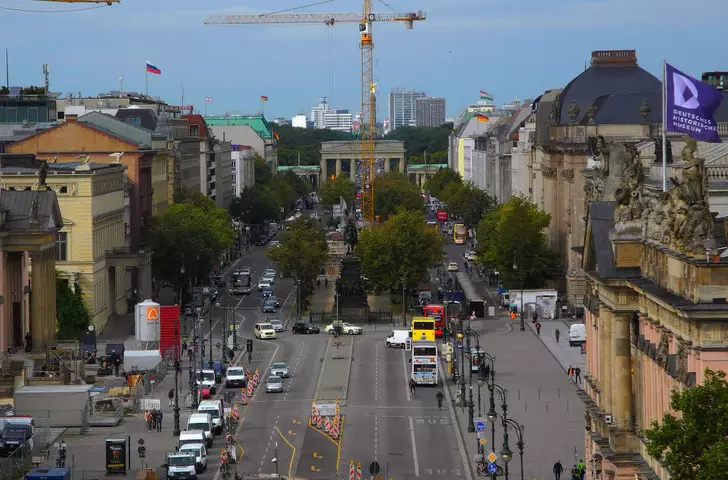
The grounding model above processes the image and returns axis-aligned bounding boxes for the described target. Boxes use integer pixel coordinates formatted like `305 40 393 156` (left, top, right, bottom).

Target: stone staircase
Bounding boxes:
0 360 26 397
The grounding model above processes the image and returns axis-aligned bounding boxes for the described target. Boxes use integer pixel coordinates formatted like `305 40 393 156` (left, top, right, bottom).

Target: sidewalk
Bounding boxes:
527 319 587 376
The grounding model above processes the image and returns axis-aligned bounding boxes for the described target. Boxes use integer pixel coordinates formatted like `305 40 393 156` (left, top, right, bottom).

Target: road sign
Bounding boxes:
369 461 381 475
479 438 486 445
405 339 412 351
476 421 485 432
314 403 336 416
487 463 497 475
487 452 497 463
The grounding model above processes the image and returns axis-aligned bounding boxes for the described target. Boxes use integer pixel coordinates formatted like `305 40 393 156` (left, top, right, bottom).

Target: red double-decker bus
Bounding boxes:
423 304 445 338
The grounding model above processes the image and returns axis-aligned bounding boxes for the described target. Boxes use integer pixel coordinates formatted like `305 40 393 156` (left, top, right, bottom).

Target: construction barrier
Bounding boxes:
325 417 331 435
240 390 247 405
356 462 362 480
349 461 355 480
231 404 240 421
246 382 254 398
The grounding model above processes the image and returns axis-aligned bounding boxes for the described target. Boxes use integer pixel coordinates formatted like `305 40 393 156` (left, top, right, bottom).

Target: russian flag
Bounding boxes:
146 61 161 75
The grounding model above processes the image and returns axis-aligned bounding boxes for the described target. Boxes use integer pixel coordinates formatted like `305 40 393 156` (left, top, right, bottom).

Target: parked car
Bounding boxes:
325 322 363 335
292 322 320 334
265 375 284 393
447 262 459 272
270 362 290 378
268 318 284 332
465 251 477 261
240 267 252 276
224 366 247 388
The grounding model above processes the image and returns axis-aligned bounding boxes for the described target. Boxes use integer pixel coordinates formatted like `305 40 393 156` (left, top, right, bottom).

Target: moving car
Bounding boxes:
262 275 276 286
263 268 276 278
270 362 289 378
258 279 271 291
224 366 247 388
325 322 363 335
178 443 207 473
240 267 252 276
265 375 284 393
447 262 459 272
254 323 277 339
292 322 320 334
268 296 281 308
386 330 411 348
268 318 284 332
261 300 276 313
262 288 274 298
465 251 477 261
569 323 587 347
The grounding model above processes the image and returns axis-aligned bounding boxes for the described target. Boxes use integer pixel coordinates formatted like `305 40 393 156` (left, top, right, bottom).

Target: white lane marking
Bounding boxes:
374 414 379 461
284 340 305 400
409 416 420 477
375 342 380 402
402 348 411 401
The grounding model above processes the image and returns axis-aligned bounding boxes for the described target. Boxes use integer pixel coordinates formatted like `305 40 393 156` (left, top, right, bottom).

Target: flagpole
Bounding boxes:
145 68 148 96
205 102 208 116
662 59 668 192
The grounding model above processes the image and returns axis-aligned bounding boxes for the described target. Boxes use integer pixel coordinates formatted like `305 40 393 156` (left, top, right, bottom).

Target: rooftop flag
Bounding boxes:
475 114 489 123
479 90 493 101
145 61 161 75
273 131 280 141
205 97 213 102
261 95 268 101
665 63 723 143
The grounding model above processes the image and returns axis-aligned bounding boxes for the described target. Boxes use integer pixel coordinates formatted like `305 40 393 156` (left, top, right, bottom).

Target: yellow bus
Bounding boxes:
453 224 467 244
411 316 436 342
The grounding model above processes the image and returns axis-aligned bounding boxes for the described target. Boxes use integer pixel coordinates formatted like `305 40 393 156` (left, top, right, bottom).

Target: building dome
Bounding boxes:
557 50 661 125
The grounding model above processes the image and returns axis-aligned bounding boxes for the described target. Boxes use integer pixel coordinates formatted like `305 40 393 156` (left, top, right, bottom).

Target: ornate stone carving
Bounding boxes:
561 169 574 180
583 278 599 315
542 166 557 179
639 98 652 121
567 101 580 124
677 340 688 382
587 103 598 124
656 330 670 368
68 183 79 196
584 136 610 213
612 144 645 237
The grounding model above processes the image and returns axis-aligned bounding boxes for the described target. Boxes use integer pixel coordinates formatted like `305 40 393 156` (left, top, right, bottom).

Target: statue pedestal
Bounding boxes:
337 256 370 316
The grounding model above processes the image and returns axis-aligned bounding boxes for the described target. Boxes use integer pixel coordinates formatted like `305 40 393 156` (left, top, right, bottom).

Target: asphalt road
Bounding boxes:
339 332 468 480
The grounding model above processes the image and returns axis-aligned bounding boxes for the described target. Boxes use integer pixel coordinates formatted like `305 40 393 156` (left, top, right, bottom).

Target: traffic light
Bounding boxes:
246 339 253 352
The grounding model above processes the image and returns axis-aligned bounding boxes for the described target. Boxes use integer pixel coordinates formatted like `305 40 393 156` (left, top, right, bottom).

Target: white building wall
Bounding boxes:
471 149 487 190
511 121 536 198
292 114 307 128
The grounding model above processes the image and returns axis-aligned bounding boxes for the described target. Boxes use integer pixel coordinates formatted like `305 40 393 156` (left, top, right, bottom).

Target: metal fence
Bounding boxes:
62 469 155 479
0 426 52 480
310 309 395 325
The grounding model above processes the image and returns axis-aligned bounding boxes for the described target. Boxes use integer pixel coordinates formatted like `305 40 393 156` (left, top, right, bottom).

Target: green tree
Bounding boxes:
476 196 558 288
267 217 328 304
274 125 350 166
446 184 496 227
423 168 462 198
319 174 356 208
374 172 423 220
230 184 281 224
645 369 728 480
269 176 297 214
56 276 91 340
150 197 234 289
384 124 453 159
280 170 312 198
355 208 443 293
254 155 273 186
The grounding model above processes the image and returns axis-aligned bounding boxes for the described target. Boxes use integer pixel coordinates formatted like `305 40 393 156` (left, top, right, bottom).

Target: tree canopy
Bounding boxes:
384 124 453 161
230 184 281 224
476 196 558 288
374 172 424 220
150 190 234 288
275 124 350 166
319 174 356 208
355 208 443 293
266 217 328 296
254 155 273 186
424 168 462 198
443 183 496 228
56 276 91 340
645 369 728 480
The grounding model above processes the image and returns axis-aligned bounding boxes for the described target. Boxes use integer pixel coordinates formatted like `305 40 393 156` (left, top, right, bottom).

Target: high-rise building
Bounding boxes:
415 97 446 127
388 89 426 130
309 97 353 132
292 114 307 128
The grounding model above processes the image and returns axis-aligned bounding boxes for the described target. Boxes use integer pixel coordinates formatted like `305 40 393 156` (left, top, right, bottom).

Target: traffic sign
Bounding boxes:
487 451 497 463
487 463 498 474
479 438 486 445
476 421 485 432
369 461 381 475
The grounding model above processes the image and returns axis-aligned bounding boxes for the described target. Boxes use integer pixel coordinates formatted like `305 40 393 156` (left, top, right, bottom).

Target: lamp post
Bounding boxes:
486 381 507 480
502 418 525 480
464 327 480 433
216 301 226 364
456 331 466 408
402 279 407 327
179 266 186 337
191 304 200 409
173 328 181 436
513 254 525 332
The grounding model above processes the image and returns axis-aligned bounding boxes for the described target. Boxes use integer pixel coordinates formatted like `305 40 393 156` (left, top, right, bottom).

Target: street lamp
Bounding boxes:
456 332 466 407
179 266 186 337
502 418 525 480
513 254 525 332
463 327 480 433
203 287 213 366
216 301 226 364
173 328 181 436
486 381 507 480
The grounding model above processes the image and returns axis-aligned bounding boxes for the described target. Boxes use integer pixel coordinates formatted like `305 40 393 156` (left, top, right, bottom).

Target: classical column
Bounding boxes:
0 251 7 354
384 158 391 172
599 306 613 417
335 158 342 177
349 160 356 183
30 249 56 353
138 261 153 301
611 313 633 430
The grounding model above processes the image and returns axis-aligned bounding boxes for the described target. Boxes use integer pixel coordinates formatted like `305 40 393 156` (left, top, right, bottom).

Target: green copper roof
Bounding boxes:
204 115 273 139
277 165 320 171
407 164 447 169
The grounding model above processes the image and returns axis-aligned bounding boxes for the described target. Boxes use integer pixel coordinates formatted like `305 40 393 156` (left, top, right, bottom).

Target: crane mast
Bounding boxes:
204 7 426 225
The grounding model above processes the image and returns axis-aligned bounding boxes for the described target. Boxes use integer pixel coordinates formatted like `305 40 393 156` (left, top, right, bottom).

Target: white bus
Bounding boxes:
411 341 438 385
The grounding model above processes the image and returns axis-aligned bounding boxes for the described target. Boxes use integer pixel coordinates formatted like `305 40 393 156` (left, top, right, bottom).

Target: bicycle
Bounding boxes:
436 392 444 410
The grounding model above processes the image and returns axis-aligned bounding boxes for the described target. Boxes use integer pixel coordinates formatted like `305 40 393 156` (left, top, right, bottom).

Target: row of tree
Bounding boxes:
384 124 452 163
229 157 312 225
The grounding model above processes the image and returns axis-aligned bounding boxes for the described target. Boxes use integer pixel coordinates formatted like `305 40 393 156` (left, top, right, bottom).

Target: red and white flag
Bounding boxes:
204 97 213 102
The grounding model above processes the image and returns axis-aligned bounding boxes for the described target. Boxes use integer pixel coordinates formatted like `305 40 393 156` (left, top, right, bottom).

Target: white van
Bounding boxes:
178 443 207 473
386 330 411 348
178 430 206 449
187 413 214 447
569 323 587 346
197 399 224 434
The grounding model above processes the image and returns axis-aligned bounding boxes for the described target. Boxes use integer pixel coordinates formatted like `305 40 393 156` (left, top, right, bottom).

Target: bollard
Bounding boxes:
558 387 561 398
538 388 541 399
546 401 549 413
517 388 521 400
524 401 528 414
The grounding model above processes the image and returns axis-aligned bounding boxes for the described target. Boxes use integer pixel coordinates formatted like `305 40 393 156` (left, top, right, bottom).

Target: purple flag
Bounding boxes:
666 63 723 143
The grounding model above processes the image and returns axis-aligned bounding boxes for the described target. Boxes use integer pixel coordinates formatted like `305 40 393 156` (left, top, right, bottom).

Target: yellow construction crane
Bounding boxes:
204 5 425 224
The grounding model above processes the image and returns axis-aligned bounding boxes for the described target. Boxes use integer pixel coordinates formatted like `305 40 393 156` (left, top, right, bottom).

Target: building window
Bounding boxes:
190 125 199 136
56 232 68 261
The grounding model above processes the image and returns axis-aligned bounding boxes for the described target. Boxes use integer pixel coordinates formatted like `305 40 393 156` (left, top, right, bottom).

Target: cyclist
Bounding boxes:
409 378 416 396
436 391 444 409
56 441 67 468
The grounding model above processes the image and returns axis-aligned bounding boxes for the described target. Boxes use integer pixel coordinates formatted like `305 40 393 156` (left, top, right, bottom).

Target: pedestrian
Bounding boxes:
555 328 561 343
317 279 321 290
568 365 574 382
182 341 188 355
156 410 163 432
24 331 32 353
113 356 121 376
325 278 329 289
574 367 582 384
553 460 564 480
536 321 542 335
168 388 174 407
532 311 538 324
151 409 158 431
145 410 152 432
570 465 580 480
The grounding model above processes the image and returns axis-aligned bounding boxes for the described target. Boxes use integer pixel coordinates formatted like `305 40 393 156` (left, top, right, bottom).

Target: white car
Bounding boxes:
447 262 459 272
263 268 276 278
325 322 363 335
262 275 276 285
465 251 477 261
254 323 277 339
258 279 271 291
240 267 252 276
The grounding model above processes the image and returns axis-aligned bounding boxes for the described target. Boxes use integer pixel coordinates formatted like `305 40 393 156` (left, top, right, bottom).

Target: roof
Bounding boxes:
14 385 92 394
583 202 640 279
407 163 447 169
115 108 158 131
506 105 535 138
276 165 320 171
1 162 123 175
0 122 56 143
558 62 661 125
204 115 273 140
0 189 62 233
79 111 163 148
581 93 662 125
534 89 562 145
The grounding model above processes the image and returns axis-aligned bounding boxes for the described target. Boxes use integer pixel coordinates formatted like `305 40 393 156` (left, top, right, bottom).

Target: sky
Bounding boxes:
1 0 728 120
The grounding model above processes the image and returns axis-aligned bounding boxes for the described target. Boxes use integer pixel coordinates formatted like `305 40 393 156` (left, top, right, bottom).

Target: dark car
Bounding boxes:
268 296 281 308
292 322 320 334
261 300 276 313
